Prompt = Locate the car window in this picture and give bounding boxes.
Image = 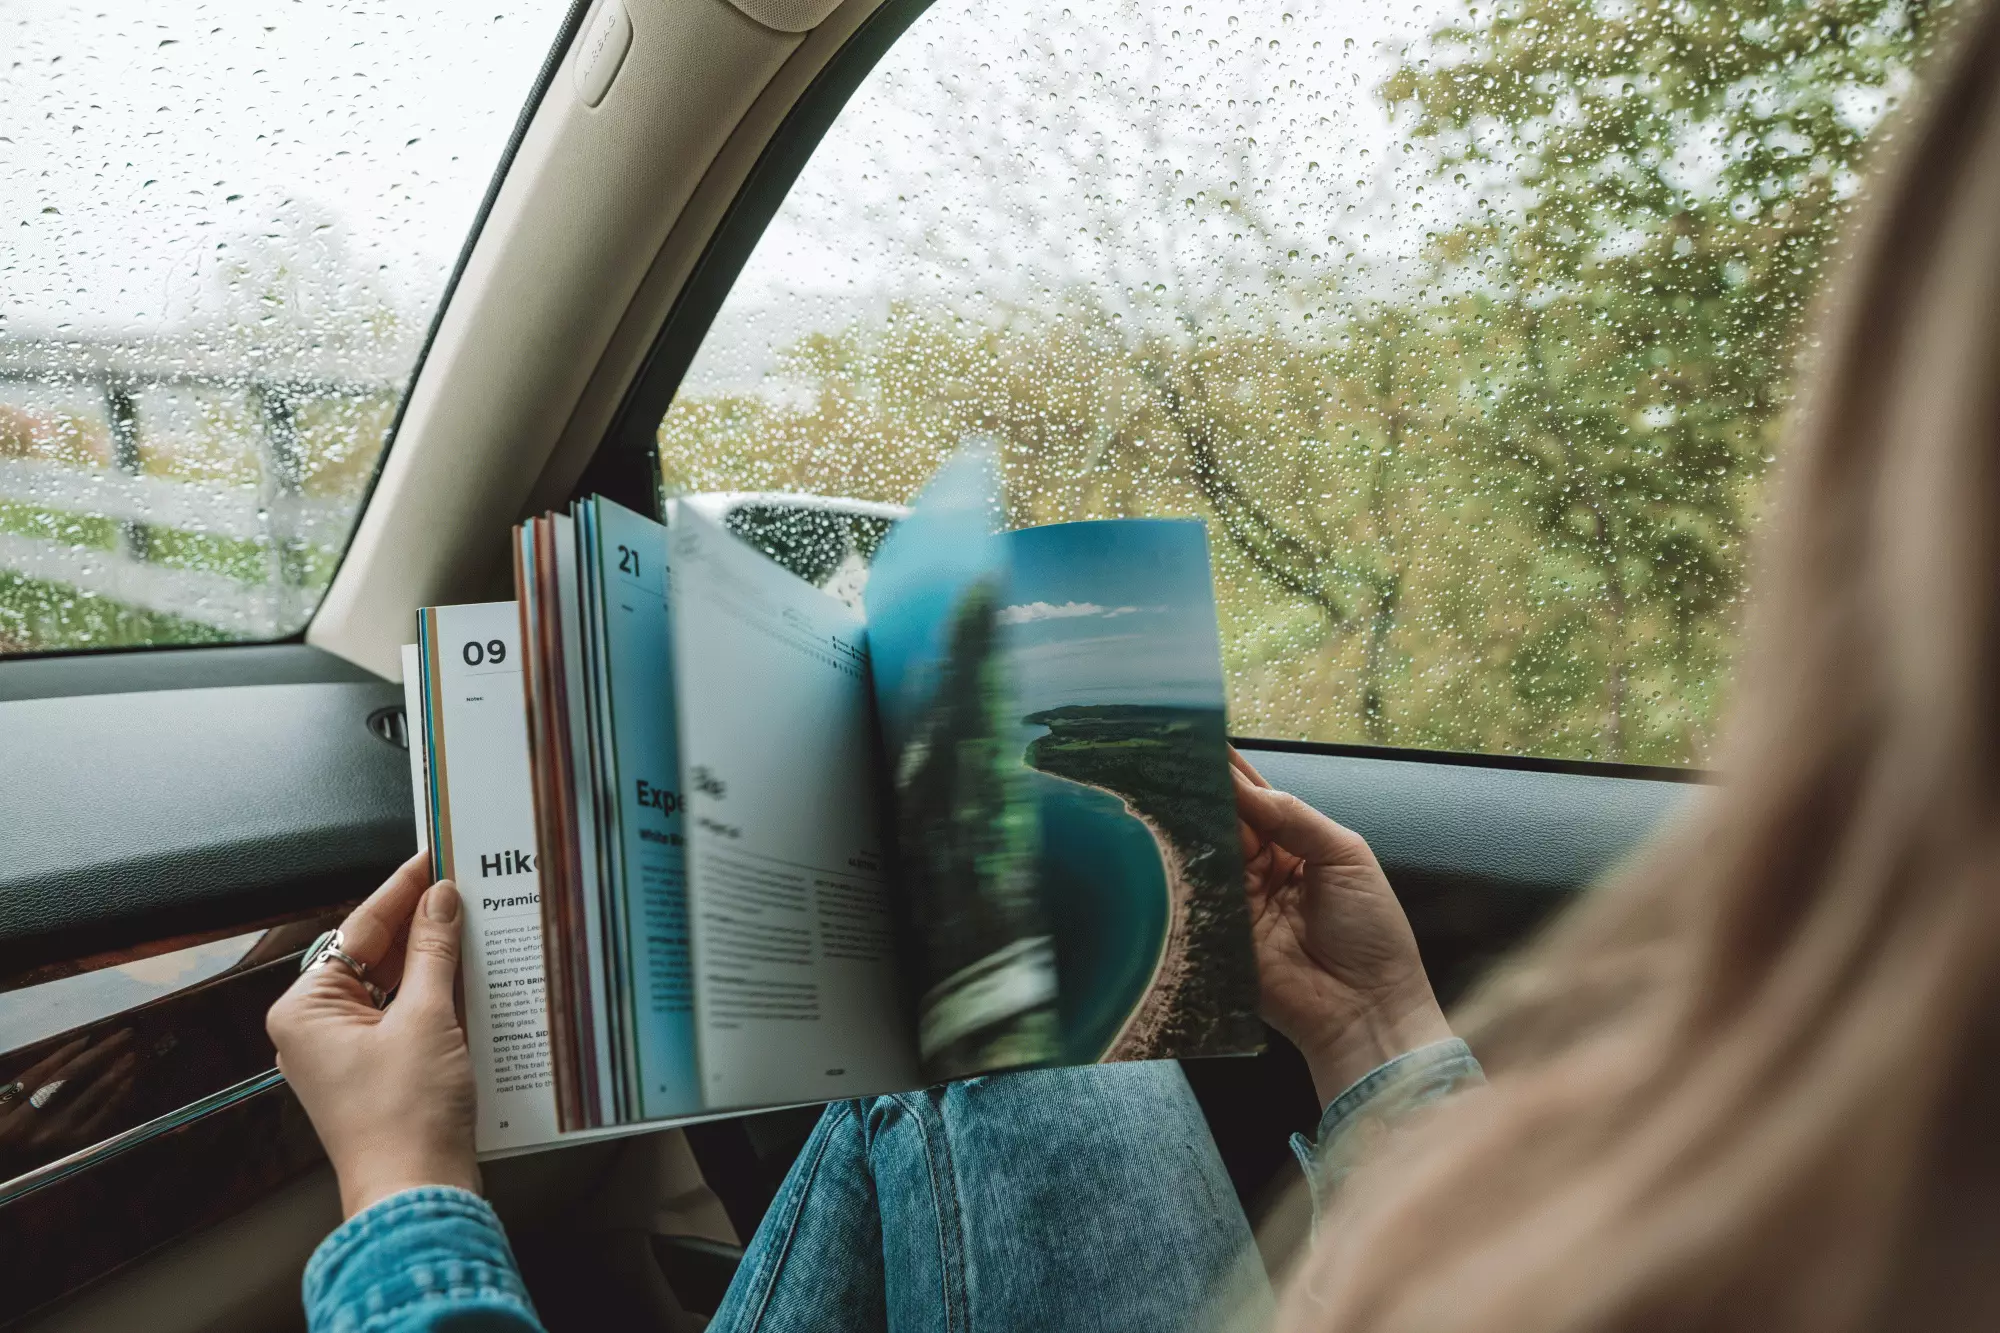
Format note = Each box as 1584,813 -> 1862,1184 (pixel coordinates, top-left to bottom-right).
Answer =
658,0 -> 1947,767
0,1 -> 570,658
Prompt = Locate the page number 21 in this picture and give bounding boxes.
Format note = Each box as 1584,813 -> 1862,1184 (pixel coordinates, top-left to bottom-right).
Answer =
617,544 -> 640,577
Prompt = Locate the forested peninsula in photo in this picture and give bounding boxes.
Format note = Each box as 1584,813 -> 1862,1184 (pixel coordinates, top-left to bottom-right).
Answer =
1024,703 -> 1262,1061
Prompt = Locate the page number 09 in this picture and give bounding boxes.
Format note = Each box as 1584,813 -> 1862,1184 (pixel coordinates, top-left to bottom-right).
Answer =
462,639 -> 507,667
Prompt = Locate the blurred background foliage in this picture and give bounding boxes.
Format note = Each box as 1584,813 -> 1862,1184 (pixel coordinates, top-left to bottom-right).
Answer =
661,0 -> 1950,765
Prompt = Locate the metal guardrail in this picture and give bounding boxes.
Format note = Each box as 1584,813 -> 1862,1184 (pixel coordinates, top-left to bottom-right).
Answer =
0,339 -> 394,638
0,458 -> 357,549
0,529 -> 323,640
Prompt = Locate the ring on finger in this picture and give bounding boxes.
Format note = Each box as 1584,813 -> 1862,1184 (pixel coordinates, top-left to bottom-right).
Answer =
28,1079 -> 66,1110
0,1080 -> 23,1107
301,928 -> 390,1009
301,927 -> 370,979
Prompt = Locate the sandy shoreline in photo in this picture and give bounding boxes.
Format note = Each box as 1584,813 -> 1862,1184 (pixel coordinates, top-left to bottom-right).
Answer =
1053,779 -> 1195,1063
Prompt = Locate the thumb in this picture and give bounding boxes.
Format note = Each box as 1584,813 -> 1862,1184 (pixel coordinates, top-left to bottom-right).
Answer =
396,881 -> 464,1016
1234,772 -> 1366,866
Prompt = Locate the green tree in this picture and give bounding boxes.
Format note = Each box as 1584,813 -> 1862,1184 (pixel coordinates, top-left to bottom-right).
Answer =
1379,0 -> 1948,756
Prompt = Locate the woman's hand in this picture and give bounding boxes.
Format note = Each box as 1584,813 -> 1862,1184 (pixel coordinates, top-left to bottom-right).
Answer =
267,851 -> 480,1218
1231,748 -> 1451,1107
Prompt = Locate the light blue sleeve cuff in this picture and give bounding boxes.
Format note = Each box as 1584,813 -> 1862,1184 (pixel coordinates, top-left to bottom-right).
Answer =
303,1185 -> 544,1333
1288,1037 -> 1484,1218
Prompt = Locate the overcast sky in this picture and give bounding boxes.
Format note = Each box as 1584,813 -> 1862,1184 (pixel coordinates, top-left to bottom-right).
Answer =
688,0 -> 1457,393
2,0 -> 1458,383
1003,518 -> 1227,715
2,0 -> 566,345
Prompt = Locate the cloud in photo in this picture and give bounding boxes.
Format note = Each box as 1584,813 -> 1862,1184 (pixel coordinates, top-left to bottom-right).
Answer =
998,601 -> 1160,626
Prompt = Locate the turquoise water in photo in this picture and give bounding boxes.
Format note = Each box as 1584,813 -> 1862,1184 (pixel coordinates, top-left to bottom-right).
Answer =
1025,765 -> 1171,1064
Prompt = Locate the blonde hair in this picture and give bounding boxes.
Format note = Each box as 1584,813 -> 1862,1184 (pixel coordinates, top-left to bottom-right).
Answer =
1277,4 -> 2000,1329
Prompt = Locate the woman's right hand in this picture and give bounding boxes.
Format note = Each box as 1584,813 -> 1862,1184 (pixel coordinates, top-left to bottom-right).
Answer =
1231,748 -> 1451,1107
266,851 -> 480,1218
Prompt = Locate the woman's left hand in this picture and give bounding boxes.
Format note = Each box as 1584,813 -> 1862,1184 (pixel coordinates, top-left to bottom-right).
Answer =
267,851 -> 480,1218
1231,748 -> 1451,1106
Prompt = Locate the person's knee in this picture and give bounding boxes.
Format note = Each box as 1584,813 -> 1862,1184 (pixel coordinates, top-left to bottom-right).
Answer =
855,1088 -> 929,1148
1009,1058 -> 1196,1112
942,1060 -> 1207,1149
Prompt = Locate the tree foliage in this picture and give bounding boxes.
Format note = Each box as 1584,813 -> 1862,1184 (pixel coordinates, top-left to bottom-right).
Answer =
660,0 -> 1952,764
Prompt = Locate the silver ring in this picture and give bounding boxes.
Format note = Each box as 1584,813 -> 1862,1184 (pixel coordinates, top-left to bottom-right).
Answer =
28,1079 -> 65,1110
302,928 -> 390,1009
301,927 -> 370,979
0,1080 -> 23,1107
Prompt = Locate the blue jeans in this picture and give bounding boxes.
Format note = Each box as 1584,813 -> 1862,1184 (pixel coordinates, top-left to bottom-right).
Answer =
712,1062 -> 1268,1332
304,1062 -> 1270,1332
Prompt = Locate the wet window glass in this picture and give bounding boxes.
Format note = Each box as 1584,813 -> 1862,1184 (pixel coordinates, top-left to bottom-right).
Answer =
1,1 -> 568,656
659,0 -> 1951,765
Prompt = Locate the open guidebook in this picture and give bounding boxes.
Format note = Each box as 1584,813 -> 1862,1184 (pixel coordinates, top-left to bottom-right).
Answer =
407,448 -> 1263,1157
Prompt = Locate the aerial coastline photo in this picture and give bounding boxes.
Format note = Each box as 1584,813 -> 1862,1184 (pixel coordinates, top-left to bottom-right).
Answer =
864,449 -> 1262,1074
1001,517 -> 1263,1064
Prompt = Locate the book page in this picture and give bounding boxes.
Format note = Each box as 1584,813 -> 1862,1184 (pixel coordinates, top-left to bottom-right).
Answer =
667,506 -> 920,1109
520,518 -> 591,1130
575,501 -> 639,1114
998,519 -> 1262,1065
401,643 -> 429,857
863,447 -> 1261,1077
421,600 -> 562,1154
862,448 -> 1061,1082
586,498 -> 701,1120
549,512 -> 619,1122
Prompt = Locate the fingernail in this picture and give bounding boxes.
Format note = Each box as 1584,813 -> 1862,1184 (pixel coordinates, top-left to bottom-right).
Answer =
427,881 -> 461,923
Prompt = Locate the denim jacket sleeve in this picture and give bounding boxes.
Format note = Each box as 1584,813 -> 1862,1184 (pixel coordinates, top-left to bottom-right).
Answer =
303,1186 -> 545,1333
1288,1037 -> 1484,1220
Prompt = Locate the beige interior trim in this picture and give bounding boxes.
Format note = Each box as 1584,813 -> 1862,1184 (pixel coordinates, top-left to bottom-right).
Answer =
725,0 -> 850,34
20,1169 -> 341,1333
308,0 -> 891,678
521,0 -> 892,520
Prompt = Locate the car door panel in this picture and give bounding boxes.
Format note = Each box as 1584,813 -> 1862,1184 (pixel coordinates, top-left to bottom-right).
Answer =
0,648 -> 413,1320
0,643 -> 385,704
1241,746 -> 1698,1003
1,661 -> 412,977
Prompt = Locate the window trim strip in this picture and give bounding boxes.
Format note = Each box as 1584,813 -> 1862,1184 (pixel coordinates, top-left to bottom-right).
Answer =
1233,736 -> 1711,785
0,1068 -> 286,1210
